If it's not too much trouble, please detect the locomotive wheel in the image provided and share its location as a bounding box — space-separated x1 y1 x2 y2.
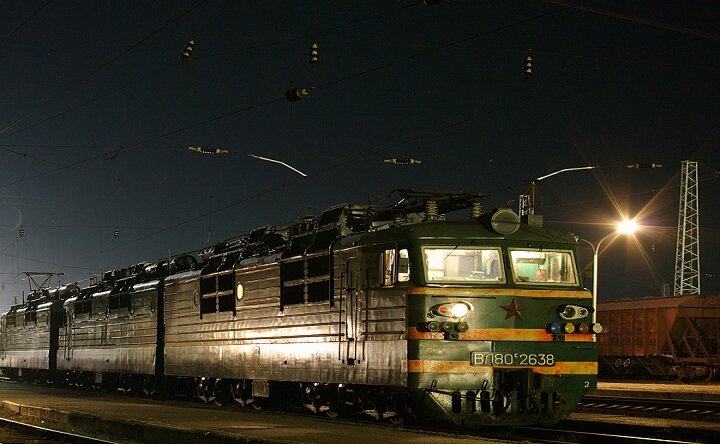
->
231 381 261 409
213 379 232 407
196 377 216 404
251 400 263 411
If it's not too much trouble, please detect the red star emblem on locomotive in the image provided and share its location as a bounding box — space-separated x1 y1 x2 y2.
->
500 298 524 320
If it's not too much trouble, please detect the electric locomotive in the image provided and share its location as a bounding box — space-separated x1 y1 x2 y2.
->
0 190 600 427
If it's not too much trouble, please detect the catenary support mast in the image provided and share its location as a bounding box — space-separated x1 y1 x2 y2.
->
674 160 700 295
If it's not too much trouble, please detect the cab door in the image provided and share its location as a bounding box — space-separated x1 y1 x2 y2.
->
0 318 5 361
63 308 73 362
338 253 368 367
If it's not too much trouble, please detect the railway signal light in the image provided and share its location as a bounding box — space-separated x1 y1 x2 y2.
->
18 225 25 237
309 40 319 66
180 37 195 61
285 87 313 102
523 50 533 79
113 226 120 237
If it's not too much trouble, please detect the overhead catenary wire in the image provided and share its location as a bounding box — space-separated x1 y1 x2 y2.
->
5 0 712 175
2 2 717 275
541 0 720 41
0 2 580 189
0 1 421 155
0 0 210 138
0 0 53 51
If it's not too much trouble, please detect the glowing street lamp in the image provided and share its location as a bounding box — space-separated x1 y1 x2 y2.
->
577 219 639 322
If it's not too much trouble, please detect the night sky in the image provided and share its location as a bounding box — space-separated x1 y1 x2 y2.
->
0 1 718 309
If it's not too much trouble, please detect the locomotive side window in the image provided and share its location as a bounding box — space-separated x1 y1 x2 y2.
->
508 249 578 285
381 248 411 286
382 249 396 286
24 310 37 325
200 270 236 315
422 247 504 283
398 249 410 282
281 253 332 307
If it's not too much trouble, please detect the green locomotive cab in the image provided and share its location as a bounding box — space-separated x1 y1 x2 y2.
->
401 226 599 426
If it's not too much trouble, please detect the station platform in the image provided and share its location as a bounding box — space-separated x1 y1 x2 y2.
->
592 380 720 401
2 379 718 443
0 380 506 444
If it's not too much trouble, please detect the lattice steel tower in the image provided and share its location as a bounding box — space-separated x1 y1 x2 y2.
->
674 160 701 295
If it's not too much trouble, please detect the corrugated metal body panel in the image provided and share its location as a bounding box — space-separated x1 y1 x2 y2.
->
163 257 407 387
57 289 159 374
0 303 60 370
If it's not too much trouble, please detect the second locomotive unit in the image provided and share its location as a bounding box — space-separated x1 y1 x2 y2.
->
0 190 601 426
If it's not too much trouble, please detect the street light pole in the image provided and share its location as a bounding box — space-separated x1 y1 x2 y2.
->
520 165 598 219
577 220 638 322
520 163 661 219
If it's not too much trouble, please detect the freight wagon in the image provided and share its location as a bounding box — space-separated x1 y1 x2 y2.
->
597 294 720 381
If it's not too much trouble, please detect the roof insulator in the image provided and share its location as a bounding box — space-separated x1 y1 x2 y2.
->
309 40 319 66
523 50 533 79
180 37 195 61
285 87 313 102
384 158 422 165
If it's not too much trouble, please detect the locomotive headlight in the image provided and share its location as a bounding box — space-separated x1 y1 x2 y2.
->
558 304 591 320
591 323 603 334
561 305 576 319
429 301 474 318
450 303 469 318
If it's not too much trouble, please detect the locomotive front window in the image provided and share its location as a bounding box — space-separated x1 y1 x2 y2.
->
509 249 578 285
422 247 504 283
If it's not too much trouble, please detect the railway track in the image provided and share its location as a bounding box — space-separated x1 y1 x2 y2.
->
0 415 117 444
579 394 720 418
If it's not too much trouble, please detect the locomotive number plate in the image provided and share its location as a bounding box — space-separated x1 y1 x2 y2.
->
471 352 555 367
